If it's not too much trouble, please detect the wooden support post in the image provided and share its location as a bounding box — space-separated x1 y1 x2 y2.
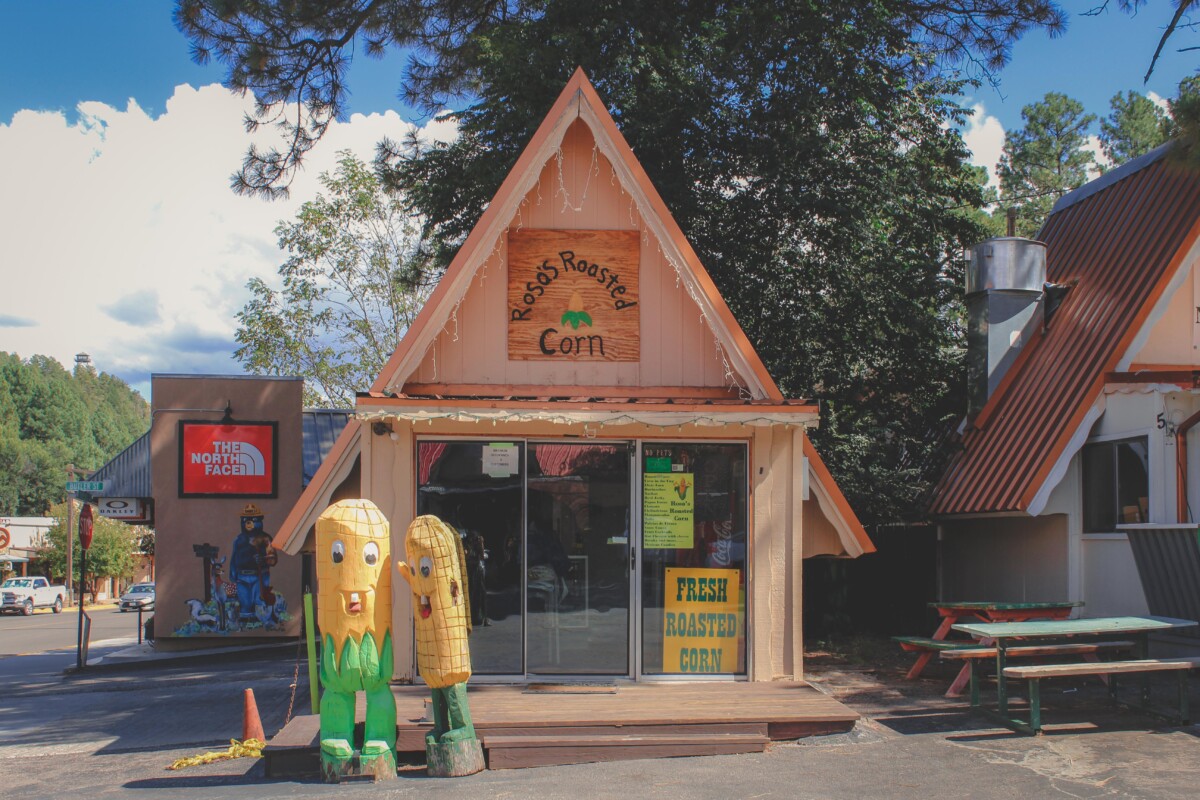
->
304 593 318 715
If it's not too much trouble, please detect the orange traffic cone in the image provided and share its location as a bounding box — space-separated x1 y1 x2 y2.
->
243 688 266 742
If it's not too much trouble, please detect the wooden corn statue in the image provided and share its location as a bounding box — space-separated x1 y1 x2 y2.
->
315 500 396 782
397 515 485 776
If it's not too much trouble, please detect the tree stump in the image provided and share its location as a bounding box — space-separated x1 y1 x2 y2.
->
361 750 398 782
426 737 485 777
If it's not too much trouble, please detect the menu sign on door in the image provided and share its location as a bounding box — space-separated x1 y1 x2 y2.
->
507 229 640 361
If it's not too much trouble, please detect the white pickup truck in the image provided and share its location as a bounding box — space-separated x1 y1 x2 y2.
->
1 576 67 615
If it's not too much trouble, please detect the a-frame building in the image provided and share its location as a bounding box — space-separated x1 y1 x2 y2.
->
274 69 871 682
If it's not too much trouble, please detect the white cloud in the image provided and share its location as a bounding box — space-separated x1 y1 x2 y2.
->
1148 91 1170 113
0 84 454 397
1084 134 1110 177
961 103 1006 189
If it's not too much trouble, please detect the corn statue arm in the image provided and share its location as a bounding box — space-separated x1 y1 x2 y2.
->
315 500 397 783
401 515 485 776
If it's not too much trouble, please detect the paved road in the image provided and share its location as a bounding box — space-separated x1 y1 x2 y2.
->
0 604 146 657
1 637 1198 799
0 648 303 758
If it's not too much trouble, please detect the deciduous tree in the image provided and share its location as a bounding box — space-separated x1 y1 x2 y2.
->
0 354 148 515
234 151 433 406
36 503 143 600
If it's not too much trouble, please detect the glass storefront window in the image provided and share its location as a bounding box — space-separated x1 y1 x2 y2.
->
526 443 631 675
414 438 748 679
417 441 525 674
641 442 748 675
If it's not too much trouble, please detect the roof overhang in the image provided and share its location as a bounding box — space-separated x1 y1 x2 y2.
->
802 433 875 556
273 421 361 555
356 394 818 429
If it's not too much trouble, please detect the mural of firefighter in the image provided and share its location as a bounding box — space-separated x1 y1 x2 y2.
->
174 504 290 636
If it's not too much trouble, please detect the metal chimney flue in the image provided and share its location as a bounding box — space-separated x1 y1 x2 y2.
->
966 237 1047 417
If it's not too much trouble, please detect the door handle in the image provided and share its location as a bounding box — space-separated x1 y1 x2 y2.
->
630 546 636 572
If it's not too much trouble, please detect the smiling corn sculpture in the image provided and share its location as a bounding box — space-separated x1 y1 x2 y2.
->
397 514 485 776
315 500 396 782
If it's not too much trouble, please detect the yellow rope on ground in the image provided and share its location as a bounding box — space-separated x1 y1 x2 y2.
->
167 738 265 770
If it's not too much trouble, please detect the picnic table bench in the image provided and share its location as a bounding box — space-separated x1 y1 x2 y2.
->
951 616 1200 735
940 641 1135 703
1003 658 1200 733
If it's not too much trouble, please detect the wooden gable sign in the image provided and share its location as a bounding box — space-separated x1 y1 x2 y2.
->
369 68 785 401
507 229 640 361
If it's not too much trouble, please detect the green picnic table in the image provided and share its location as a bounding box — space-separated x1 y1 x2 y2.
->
951 615 1199 734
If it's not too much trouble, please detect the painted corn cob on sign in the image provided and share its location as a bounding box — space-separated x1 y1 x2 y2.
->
315 500 396 782
397 514 485 776
507 229 640 361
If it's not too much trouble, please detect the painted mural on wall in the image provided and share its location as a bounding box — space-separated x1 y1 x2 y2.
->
173 503 291 636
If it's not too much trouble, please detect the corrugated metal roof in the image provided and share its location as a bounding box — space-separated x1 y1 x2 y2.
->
82 408 352 499
302 409 352 486
931 151 1200 515
86 432 151 498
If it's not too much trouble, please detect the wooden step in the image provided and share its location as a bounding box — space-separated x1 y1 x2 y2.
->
261 715 320 779
484 732 769 770
399 721 768 751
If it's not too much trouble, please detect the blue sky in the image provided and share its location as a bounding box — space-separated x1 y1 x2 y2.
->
0 2 1196 397
2 2 1194 132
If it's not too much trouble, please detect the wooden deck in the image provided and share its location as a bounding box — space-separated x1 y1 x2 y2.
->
264 681 858 775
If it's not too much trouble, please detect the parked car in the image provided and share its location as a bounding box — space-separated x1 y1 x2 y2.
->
1 577 66 615
119 583 155 612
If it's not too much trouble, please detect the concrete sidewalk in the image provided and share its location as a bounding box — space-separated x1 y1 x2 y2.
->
84 637 298 669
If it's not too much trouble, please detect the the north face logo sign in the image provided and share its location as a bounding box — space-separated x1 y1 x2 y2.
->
190 441 266 476
179 421 276 497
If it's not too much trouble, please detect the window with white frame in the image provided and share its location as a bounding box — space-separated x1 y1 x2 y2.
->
1081 437 1149 532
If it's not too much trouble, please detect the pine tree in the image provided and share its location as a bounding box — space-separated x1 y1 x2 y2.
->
997 93 1098 238
0 353 148 515
1099 91 1170 166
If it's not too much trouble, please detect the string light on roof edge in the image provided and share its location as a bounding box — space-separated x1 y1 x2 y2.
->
355 408 812 430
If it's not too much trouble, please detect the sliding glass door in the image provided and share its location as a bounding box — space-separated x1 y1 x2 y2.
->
526 442 631 675
416 439 632 677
